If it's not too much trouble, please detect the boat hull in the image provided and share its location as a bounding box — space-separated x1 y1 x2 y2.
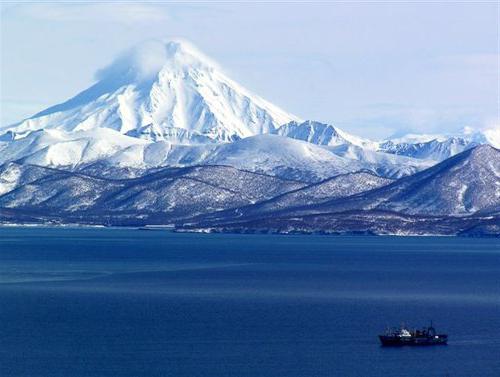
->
379 335 447 346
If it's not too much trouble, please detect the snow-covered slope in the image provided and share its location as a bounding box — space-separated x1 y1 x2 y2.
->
378 126 500 161
1 129 428 182
0 163 305 223
0 163 56 196
378 137 478 161
274 145 500 217
199 134 366 182
274 121 498 164
327 144 433 178
195 171 393 224
0 128 149 168
275 120 377 149
370 145 500 215
249 172 392 213
4 40 300 143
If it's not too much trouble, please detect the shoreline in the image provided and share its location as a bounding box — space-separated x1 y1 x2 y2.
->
1 222 497 238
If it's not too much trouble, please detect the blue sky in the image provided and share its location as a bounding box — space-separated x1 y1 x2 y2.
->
1 1 498 139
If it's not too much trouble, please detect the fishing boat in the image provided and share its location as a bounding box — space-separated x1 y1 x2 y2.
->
379 322 447 346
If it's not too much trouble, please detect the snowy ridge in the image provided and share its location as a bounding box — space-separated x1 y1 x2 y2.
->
0 163 305 222
386 126 500 148
184 145 500 236
192 171 393 224
0 129 430 182
377 137 478 162
257 145 500 218
4 40 300 143
378 126 500 161
275 120 375 148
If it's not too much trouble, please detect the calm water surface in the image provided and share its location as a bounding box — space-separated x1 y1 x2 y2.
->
0 227 499 377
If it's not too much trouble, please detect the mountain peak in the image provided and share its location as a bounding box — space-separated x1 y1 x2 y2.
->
468 143 498 158
95 39 218 84
164 40 213 62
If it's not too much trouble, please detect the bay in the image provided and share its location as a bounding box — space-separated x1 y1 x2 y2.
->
0 228 499 377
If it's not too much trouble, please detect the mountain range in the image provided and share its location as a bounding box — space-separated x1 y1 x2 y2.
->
1 40 498 236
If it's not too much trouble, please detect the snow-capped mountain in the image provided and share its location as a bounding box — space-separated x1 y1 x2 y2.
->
1 40 496 178
4 40 299 143
1 39 498 235
272 120 497 164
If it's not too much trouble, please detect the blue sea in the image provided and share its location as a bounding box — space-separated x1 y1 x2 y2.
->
0 227 499 377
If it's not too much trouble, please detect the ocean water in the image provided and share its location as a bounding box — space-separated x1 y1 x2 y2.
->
0 227 499 377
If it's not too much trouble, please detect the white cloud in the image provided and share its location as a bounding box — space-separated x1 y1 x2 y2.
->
8 3 170 24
